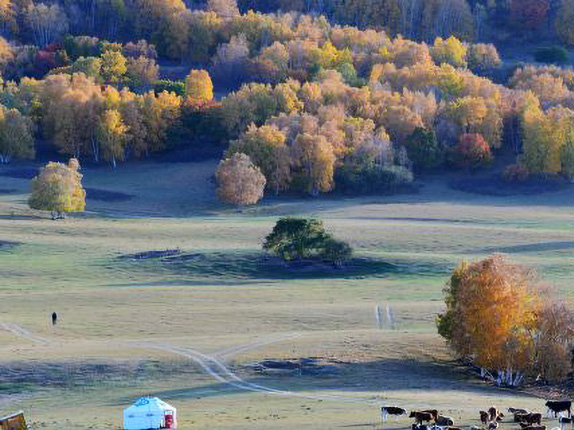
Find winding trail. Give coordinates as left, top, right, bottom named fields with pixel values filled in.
left=0, top=321, right=379, bottom=405
left=136, top=341, right=378, bottom=405
left=0, top=322, right=50, bottom=345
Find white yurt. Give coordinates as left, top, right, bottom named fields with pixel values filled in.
left=123, top=397, right=177, bottom=430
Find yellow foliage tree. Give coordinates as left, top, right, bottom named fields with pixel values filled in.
left=185, top=69, right=214, bottom=105
left=227, top=124, right=291, bottom=194
left=29, top=158, right=86, bottom=219
left=97, top=109, right=129, bottom=168
left=438, top=255, right=541, bottom=386
left=291, top=133, right=336, bottom=196
left=431, top=36, right=468, bottom=68
left=216, top=152, right=266, bottom=205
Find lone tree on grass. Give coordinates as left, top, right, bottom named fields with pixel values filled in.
left=437, top=254, right=574, bottom=386
left=216, top=153, right=266, bottom=206
left=263, top=217, right=352, bottom=266
left=28, top=158, right=86, bottom=219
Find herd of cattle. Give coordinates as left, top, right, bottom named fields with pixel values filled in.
left=381, top=401, right=573, bottom=430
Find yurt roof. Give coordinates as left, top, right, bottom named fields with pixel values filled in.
left=124, top=397, right=175, bottom=413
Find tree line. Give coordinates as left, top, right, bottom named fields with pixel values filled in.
left=0, top=1, right=573, bottom=206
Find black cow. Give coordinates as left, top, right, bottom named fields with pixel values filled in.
left=436, top=416, right=454, bottom=426
left=51, top=311, right=57, bottom=325
left=547, top=401, right=572, bottom=418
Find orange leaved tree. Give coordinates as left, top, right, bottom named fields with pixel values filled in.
left=437, top=255, right=541, bottom=386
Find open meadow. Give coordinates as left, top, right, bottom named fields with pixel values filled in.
left=2, top=161, right=574, bottom=429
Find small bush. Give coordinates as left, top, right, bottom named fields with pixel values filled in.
left=534, top=46, right=569, bottom=64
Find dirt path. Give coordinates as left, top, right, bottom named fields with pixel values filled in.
left=213, top=333, right=302, bottom=361
left=0, top=322, right=50, bottom=345
left=137, top=341, right=379, bottom=405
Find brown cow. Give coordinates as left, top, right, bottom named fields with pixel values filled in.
left=480, top=411, right=490, bottom=425
left=421, top=410, right=439, bottom=421
left=410, top=412, right=434, bottom=424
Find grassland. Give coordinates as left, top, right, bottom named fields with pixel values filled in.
left=2, top=161, right=574, bottom=430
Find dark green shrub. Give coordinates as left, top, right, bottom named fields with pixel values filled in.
left=404, top=127, right=444, bottom=171
left=335, top=165, right=414, bottom=195
left=534, top=46, right=569, bottom=64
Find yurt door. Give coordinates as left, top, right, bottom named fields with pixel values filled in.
left=164, top=412, right=174, bottom=429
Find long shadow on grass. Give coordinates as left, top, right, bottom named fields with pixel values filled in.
left=116, top=252, right=451, bottom=281
left=478, top=241, right=574, bottom=254
left=125, top=357, right=533, bottom=403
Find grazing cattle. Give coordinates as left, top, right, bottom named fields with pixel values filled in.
left=510, top=409, right=530, bottom=415
left=547, top=402, right=572, bottom=418
left=488, top=422, right=499, bottom=430
left=436, top=416, right=454, bottom=426
left=518, top=414, right=543, bottom=426
left=516, top=414, right=532, bottom=423
left=480, top=411, right=490, bottom=425
left=410, top=412, right=434, bottom=424
left=382, top=407, right=407, bottom=422
left=421, top=410, right=439, bottom=421
left=489, top=407, right=504, bottom=422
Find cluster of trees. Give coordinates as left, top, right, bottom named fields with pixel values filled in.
left=1, top=0, right=574, bottom=203
left=0, top=67, right=217, bottom=166
left=238, top=0, right=574, bottom=46
left=437, top=255, right=574, bottom=386
left=1, top=0, right=573, bottom=61
left=263, top=217, right=352, bottom=266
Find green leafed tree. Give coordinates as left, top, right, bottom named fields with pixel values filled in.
left=0, top=105, right=35, bottom=163
left=29, top=158, right=86, bottom=219
left=404, top=127, right=443, bottom=171
left=263, top=217, right=352, bottom=264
